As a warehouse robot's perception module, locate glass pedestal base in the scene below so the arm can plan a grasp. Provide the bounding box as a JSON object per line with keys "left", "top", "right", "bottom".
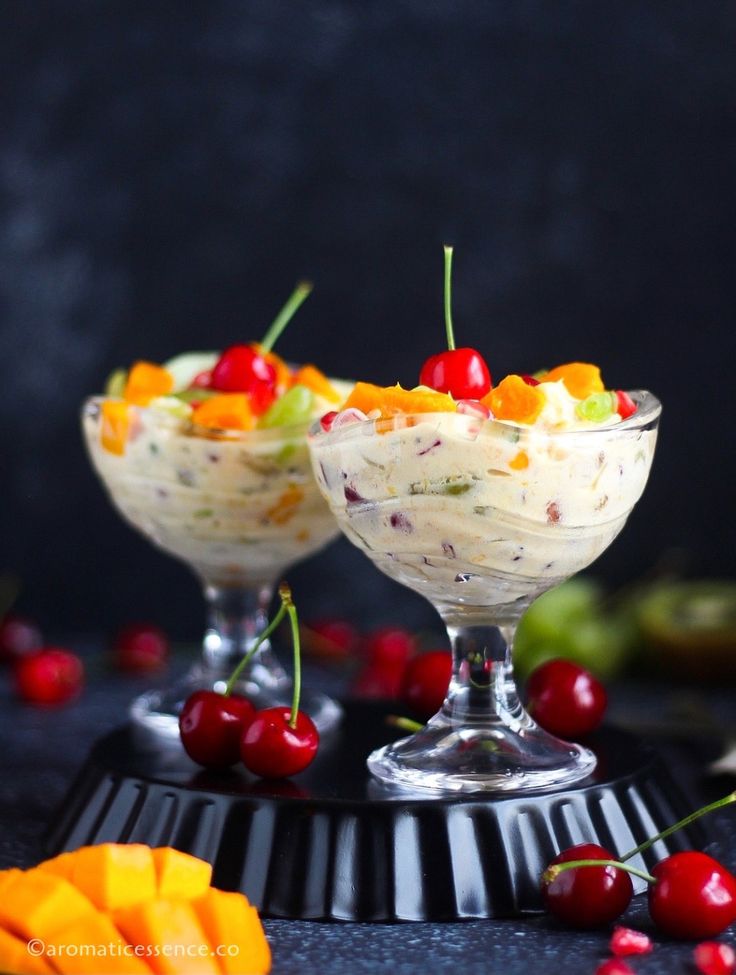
{"left": 130, "top": 664, "right": 343, "bottom": 740}
{"left": 367, "top": 712, "right": 597, "bottom": 794}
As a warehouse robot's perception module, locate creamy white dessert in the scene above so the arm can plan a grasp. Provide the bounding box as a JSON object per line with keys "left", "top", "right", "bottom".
{"left": 83, "top": 350, "right": 353, "bottom": 587}
{"left": 309, "top": 391, "right": 660, "bottom": 616}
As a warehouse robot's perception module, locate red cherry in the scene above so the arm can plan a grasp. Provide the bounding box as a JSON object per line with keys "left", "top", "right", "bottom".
{"left": 365, "top": 627, "right": 415, "bottom": 668}
{"left": 399, "top": 650, "right": 451, "bottom": 719}
{"left": 308, "top": 618, "right": 359, "bottom": 660}
{"left": 648, "top": 852, "right": 736, "bottom": 940}
{"left": 542, "top": 843, "right": 633, "bottom": 928}
{"left": 594, "top": 962, "right": 635, "bottom": 975}
{"left": 694, "top": 941, "right": 736, "bottom": 975}
{"left": 351, "top": 664, "right": 403, "bottom": 699}
{"left": 609, "top": 926, "right": 654, "bottom": 957}
{"left": 419, "top": 348, "right": 492, "bottom": 400}
{"left": 179, "top": 690, "right": 255, "bottom": 768}
{"left": 112, "top": 623, "right": 169, "bottom": 673}
{"left": 15, "top": 648, "right": 84, "bottom": 706}
{"left": 526, "top": 658, "right": 607, "bottom": 738}
{"left": 0, "top": 613, "right": 43, "bottom": 662}
{"left": 240, "top": 706, "right": 319, "bottom": 778}
{"left": 615, "top": 390, "right": 637, "bottom": 420}
{"left": 210, "top": 345, "right": 277, "bottom": 413}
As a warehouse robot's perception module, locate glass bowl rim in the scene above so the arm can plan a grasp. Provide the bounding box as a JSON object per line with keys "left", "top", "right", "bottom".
{"left": 81, "top": 395, "right": 315, "bottom": 444}
{"left": 308, "top": 389, "right": 662, "bottom": 444}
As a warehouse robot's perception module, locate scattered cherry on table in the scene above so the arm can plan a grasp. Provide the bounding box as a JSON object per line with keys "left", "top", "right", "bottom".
{"left": 15, "top": 648, "right": 84, "bottom": 705}
{"left": 0, "top": 613, "right": 43, "bottom": 662}
{"left": 526, "top": 658, "right": 607, "bottom": 738}
{"left": 399, "top": 650, "right": 452, "bottom": 719}
{"left": 112, "top": 622, "right": 169, "bottom": 672}
{"left": 648, "top": 852, "right": 736, "bottom": 940}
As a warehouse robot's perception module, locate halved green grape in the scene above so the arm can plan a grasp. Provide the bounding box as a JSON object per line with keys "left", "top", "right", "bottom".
{"left": 147, "top": 395, "right": 193, "bottom": 420}
{"left": 104, "top": 368, "right": 127, "bottom": 398}
{"left": 162, "top": 351, "right": 218, "bottom": 391}
{"left": 173, "top": 388, "right": 218, "bottom": 404}
{"left": 575, "top": 391, "right": 616, "bottom": 423}
{"left": 259, "top": 384, "right": 315, "bottom": 429}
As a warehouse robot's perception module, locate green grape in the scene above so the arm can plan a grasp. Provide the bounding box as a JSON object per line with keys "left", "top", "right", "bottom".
{"left": 104, "top": 368, "right": 127, "bottom": 398}
{"left": 259, "top": 384, "right": 315, "bottom": 429}
{"left": 576, "top": 392, "right": 616, "bottom": 423}
{"left": 173, "top": 388, "right": 217, "bottom": 404}
{"left": 162, "top": 351, "right": 218, "bottom": 391}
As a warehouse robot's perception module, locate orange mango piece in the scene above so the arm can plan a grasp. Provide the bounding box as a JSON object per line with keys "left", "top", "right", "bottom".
{"left": 509, "top": 450, "right": 529, "bottom": 470}
{"left": 114, "top": 900, "right": 219, "bottom": 975}
{"left": 0, "top": 870, "right": 96, "bottom": 940}
{"left": 0, "top": 867, "right": 23, "bottom": 896}
{"left": 67, "top": 843, "right": 157, "bottom": 912}
{"left": 152, "top": 848, "right": 212, "bottom": 901}
{"left": 123, "top": 362, "right": 174, "bottom": 407}
{"left": 193, "top": 888, "right": 271, "bottom": 975}
{"left": 483, "top": 375, "right": 546, "bottom": 425}
{"left": 44, "top": 912, "right": 152, "bottom": 974}
{"left": 343, "top": 382, "right": 455, "bottom": 418}
{"left": 0, "top": 927, "right": 54, "bottom": 974}
{"left": 542, "top": 362, "right": 604, "bottom": 400}
{"left": 101, "top": 400, "right": 130, "bottom": 456}
{"left": 193, "top": 394, "right": 255, "bottom": 432}
{"left": 35, "top": 851, "right": 76, "bottom": 882}
{"left": 292, "top": 364, "right": 342, "bottom": 404}
{"left": 265, "top": 484, "right": 304, "bottom": 525}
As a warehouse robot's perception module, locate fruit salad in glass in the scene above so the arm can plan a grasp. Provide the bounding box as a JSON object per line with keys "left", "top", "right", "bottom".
{"left": 309, "top": 248, "right": 661, "bottom": 793}
{"left": 83, "top": 283, "right": 352, "bottom": 737}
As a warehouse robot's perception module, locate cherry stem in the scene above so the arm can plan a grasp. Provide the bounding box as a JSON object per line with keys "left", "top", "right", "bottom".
{"left": 620, "top": 789, "right": 736, "bottom": 862}
{"left": 260, "top": 280, "right": 313, "bottom": 354}
{"left": 443, "top": 244, "right": 456, "bottom": 351}
{"left": 542, "top": 858, "right": 656, "bottom": 887}
{"left": 282, "top": 588, "right": 302, "bottom": 730}
{"left": 223, "top": 601, "right": 287, "bottom": 696}
{"left": 386, "top": 715, "right": 424, "bottom": 733}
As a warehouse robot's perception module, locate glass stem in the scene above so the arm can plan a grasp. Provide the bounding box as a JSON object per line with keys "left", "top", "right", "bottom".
{"left": 439, "top": 620, "right": 527, "bottom": 727}
{"left": 201, "top": 582, "right": 288, "bottom": 688}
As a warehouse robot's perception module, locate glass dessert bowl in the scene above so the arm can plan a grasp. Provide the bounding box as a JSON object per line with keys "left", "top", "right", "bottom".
{"left": 83, "top": 284, "right": 351, "bottom": 740}
{"left": 309, "top": 392, "right": 661, "bottom": 793}
{"left": 83, "top": 399, "right": 348, "bottom": 738}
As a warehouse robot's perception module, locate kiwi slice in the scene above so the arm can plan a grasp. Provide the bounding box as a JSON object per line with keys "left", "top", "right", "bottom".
{"left": 638, "top": 581, "right": 736, "bottom": 679}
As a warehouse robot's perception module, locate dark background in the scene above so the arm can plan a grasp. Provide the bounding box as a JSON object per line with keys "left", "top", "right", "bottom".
{"left": 2, "top": 1, "right": 735, "bottom": 640}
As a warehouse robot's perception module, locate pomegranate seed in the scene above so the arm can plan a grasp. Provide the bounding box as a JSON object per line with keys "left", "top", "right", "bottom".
{"left": 610, "top": 926, "right": 653, "bottom": 957}
{"left": 320, "top": 411, "right": 338, "bottom": 431}
{"left": 615, "top": 390, "right": 637, "bottom": 419}
{"left": 694, "top": 942, "right": 736, "bottom": 975}
{"left": 520, "top": 374, "right": 541, "bottom": 386}
{"left": 594, "top": 961, "right": 635, "bottom": 975}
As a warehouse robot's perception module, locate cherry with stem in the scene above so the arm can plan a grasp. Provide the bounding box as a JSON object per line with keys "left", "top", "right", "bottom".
{"left": 418, "top": 246, "right": 492, "bottom": 400}
{"left": 179, "top": 595, "right": 290, "bottom": 768}
{"left": 240, "top": 584, "right": 319, "bottom": 779}
{"left": 541, "top": 790, "right": 736, "bottom": 937}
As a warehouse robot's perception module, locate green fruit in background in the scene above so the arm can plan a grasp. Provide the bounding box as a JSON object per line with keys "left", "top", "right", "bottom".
{"left": 636, "top": 580, "right": 736, "bottom": 680}
{"left": 163, "top": 351, "right": 218, "bottom": 390}
{"left": 514, "top": 577, "right": 633, "bottom": 680}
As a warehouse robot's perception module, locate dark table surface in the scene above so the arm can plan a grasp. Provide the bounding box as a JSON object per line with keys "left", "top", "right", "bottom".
{"left": 1, "top": 642, "right": 735, "bottom": 975}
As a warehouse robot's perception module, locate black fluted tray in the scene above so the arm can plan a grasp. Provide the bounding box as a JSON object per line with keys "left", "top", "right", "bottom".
{"left": 46, "top": 701, "right": 707, "bottom": 921}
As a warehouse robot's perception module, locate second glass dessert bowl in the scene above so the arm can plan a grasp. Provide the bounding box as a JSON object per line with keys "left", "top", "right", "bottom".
{"left": 309, "top": 394, "right": 661, "bottom": 793}
{"left": 83, "top": 399, "right": 344, "bottom": 738}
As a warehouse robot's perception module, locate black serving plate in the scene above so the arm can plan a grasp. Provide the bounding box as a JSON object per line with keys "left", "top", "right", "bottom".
{"left": 47, "top": 701, "right": 708, "bottom": 921}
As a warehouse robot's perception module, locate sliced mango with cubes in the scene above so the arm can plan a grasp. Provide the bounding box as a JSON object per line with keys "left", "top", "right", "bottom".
{"left": 343, "top": 381, "right": 455, "bottom": 418}
{"left": 0, "top": 845, "right": 270, "bottom": 975}
{"left": 152, "top": 848, "right": 212, "bottom": 901}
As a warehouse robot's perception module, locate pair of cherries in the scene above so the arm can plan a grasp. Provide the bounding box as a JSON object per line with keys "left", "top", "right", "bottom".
{"left": 179, "top": 584, "right": 319, "bottom": 779}
{"left": 191, "top": 281, "right": 312, "bottom": 413}
{"left": 541, "top": 790, "right": 736, "bottom": 940}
